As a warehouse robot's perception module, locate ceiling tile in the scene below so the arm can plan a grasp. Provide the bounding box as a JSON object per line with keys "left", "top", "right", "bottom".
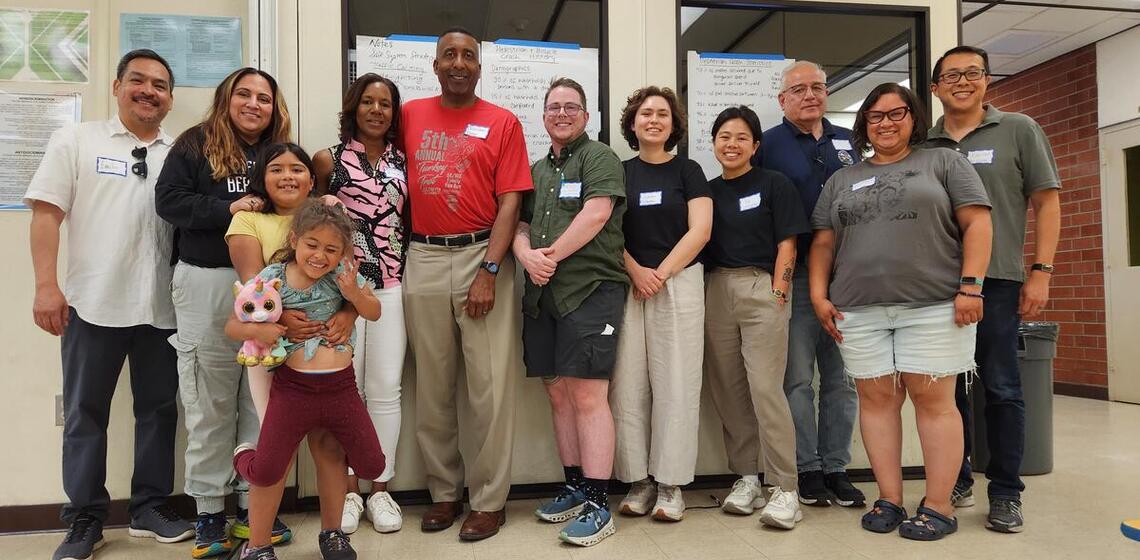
{"left": 1014, "top": 6, "right": 1116, "bottom": 32}
{"left": 963, "top": 5, "right": 1048, "bottom": 45}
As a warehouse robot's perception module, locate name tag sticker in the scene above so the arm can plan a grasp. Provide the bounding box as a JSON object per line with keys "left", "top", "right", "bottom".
{"left": 96, "top": 157, "right": 128, "bottom": 177}
{"left": 383, "top": 167, "right": 405, "bottom": 181}
{"left": 464, "top": 124, "right": 490, "bottom": 139}
{"left": 967, "top": 149, "right": 995, "bottom": 164}
{"left": 852, "top": 177, "right": 876, "bottom": 191}
{"left": 559, "top": 181, "right": 582, "bottom": 198}
{"left": 832, "top": 139, "right": 853, "bottom": 151}
{"left": 639, "top": 190, "right": 663, "bottom": 206}
{"left": 739, "top": 193, "right": 762, "bottom": 211}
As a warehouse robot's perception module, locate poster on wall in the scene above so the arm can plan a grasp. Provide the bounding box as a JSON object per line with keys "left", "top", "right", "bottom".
{"left": 355, "top": 35, "right": 601, "bottom": 163}
{"left": 686, "top": 51, "right": 792, "bottom": 179}
{"left": 120, "top": 14, "right": 242, "bottom": 88}
{"left": 0, "top": 8, "right": 90, "bottom": 83}
{"left": 0, "top": 92, "right": 82, "bottom": 209}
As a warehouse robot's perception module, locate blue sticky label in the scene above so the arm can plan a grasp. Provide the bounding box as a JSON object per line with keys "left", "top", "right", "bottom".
{"left": 387, "top": 34, "right": 438, "bottom": 43}
{"left": 495, "top": 38, "right": 579, "bottom": 50}
{"left": 698, "top": 52, "right": 784, "bottom": 60}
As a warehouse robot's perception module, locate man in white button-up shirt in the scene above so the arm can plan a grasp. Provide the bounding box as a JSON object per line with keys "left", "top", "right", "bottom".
{"left": 25, "top": 49, "right": 195, "bottom": 560}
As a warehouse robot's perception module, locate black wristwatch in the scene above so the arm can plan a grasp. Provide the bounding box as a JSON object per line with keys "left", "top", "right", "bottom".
{"left": 481, "top": 261, "right": 500, "bottom": 275}
{"left": 960, "top": 276, "right": 984, "bottom": 287}
{"left": 1031, "top": 263, "right": 1054, "bottom": 274}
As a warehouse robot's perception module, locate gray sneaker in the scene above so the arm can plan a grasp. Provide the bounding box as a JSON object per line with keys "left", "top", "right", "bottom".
{"left": 986, "top": 497, "right": 1024, "bottom": 533}
{"left": 128, "top": 503, "right": 195, "bottom": 543}
{"left": 53, "top": 513, "right": 104, "bottom": 560}
{"left": 951, "top": 482, "right": 975, "bottom": 508}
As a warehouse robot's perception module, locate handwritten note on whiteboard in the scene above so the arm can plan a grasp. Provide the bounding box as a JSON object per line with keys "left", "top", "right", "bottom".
{"left": 480, "top": 40, "right": 600, "bottom": 163}
{"left": 687, "top": 52, "right": 793, "bottom": 179}
{"left": 355, "top": 35, "right": 439, "bottom": 102}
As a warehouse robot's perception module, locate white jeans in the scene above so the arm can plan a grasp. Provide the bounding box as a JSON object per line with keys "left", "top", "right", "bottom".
{"left": 352, "top": 284, "right": 407, "bottom": 483}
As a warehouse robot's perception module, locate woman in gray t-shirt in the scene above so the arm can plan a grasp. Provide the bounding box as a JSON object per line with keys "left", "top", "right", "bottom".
{"left": 808, "top": 84, "right": 992, "bottom": 541}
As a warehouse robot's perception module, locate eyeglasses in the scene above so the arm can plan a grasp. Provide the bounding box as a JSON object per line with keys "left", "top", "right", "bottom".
{"left": 783, "top": 83, "right": 828, "bottom": 98}
{"left": 131, "top": 146, "right": 148, "bottom": 179}
{"left": 544, "top": 103, "right": 583, "bottom": 117}
{"left": 937, "top": 68, "right": 987, "bottom": 84}
{"left": 865, "top": 106, "right": 911, "bottom": 125}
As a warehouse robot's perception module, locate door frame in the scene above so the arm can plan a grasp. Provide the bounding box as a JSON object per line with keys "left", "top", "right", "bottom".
{"left": 1100, "top": 117, "right": 1140, "bottom": 403}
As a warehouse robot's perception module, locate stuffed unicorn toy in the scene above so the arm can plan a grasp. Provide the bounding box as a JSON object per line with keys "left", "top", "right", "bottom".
{"left": 233, "top": 277, "right": 288, "bottom": 367}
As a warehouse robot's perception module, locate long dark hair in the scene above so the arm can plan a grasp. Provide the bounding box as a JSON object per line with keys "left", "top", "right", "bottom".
{"left": 248, "top": 143, "right": 316, "bottom": 214}
{"left": 270, "top": 199, "right": 356, "bottom": 266}
{"left": 850, "top": 83, "right": 929, "bottom": 154}
{"left": 338, "top": 73, "right": 402, "bottom": 148}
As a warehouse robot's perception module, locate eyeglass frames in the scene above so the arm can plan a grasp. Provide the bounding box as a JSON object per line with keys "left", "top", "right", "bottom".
{"left": 131, "top": 146, "right": 148, "bottom": 179}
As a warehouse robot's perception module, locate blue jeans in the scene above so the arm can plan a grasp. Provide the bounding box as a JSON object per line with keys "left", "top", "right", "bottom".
{"left": 784, "top": 267, "right": 857, "bottom": 473}
{"left": 956, "top": 278, "right": 1026, "bottom": 499}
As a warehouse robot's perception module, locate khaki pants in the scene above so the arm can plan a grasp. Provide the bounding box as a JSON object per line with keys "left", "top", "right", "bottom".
{"left": 610, "top": 264, "right": 704, "bottom": 486}
{"left": 404, "top": 240, "right": 521, "bottom": 511}
{"left": 704, "top": 267, "right": 798, "bottom": 491}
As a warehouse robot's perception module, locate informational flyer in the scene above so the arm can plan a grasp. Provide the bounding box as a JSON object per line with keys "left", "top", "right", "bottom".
{"left": 0, "top": 93, "right": 81, "bottom": 209}
{"left": 120, "top": 13, "right": 242, "bottom": 88}
{"left": 0, "top": 8, "right": 90, "bottom": 83}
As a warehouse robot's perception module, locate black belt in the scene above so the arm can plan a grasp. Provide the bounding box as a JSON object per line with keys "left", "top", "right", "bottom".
{"left": 411, "top": 229, "right": 491, "bottom": 247}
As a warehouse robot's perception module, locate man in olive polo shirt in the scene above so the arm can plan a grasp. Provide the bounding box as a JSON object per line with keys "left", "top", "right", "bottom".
{"left": 926, "top": 45, "right": 1061, "bottom": 534}
{"left": 512, "top": 77, "right": 626, "bottom": 547}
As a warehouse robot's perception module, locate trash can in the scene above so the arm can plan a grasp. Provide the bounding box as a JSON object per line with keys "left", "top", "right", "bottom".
{"left": 971, "top": 322, "right": 1059, "bottom": 476}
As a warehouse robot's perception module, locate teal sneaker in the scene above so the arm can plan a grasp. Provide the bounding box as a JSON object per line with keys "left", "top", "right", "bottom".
{"left": 535, "top": 483, "right": 587, "bottom": 523}
{"left": 232, "top": 509, "right": 292, "bottom": 545}
{"left": 559, "top": 502, "right": 615, "bottom": 547}
{"left": 192, "top": 512, "right": 233, "bottom": 558}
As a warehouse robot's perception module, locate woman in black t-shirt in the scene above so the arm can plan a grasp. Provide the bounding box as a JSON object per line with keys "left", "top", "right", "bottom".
{"left": 610, "top": 87, "right": 712, "bottom": 522}
{"left": 702, "top": 105, "right": 810, "bottom": 530}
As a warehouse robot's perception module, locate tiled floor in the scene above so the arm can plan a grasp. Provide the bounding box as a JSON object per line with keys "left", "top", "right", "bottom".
{"left": 5, "top": 395, "right": 1140, "bottom": 559}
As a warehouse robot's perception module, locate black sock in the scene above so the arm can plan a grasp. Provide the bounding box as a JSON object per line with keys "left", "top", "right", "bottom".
{"left": 582, "top": 477, "right": 609, "bottom": 509}
{"left": 564, "top": 465, "right": 584, "bottom": 489}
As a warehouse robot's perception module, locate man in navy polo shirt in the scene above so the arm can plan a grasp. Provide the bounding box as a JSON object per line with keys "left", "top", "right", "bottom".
{"left": 756, "top": 60, "right": 864, "bottom": 509}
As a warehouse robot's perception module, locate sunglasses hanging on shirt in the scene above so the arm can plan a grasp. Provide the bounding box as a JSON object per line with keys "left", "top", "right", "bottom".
{"left": 131, "top": 146, "right": 148, "bottom": 179}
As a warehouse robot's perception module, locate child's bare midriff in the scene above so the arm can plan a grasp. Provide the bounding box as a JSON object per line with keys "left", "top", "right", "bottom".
{"left": 285, "top": 343, "right": 354, "bottom": 372}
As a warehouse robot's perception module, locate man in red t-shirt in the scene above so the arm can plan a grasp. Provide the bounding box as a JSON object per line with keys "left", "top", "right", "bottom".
{"left": 400, "top": 27, "right": 533, "bottom": 542}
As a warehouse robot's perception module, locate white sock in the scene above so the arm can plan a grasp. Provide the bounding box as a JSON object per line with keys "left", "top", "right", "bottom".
{"left": 742, "top": 475, "right": 760, "bottom": 486}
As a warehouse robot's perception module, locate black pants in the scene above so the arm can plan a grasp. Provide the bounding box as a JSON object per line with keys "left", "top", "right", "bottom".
{"left": 60, "top": 308, "right": 178, "bottom": 523}
{"left": 955, "top": 279, "right": 1026, "bottom": 499}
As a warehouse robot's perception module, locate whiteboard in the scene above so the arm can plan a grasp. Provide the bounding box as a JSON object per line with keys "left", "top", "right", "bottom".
{"left": 686, "top": 51, "right": 793, "bottom": 180}
{"left": 354, "top": 35, "right": 600, "bottom": 163}
{"left": 355, "top": 35, "right": 440, "bottom": 103}
{"left": 480, "top": 40, "right": 600, "bottom": 163}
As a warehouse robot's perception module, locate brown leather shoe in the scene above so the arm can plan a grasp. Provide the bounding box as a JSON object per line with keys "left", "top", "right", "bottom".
{"left": 459, "top": 508, "right": 506, "bottom": 541}
{"left": 421, "top": 501, "right": 464, "bottom": 531}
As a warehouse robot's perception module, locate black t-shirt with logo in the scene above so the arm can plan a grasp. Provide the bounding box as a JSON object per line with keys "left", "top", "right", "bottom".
{"left": 705, "top": 167, "right": 810, "bottom": 273}
{"left": 622, "top": 156, "right": 711, "bottom": 269}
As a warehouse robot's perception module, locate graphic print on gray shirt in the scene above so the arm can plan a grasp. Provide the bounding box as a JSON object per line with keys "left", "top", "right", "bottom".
{"left": 812, "top": 148, "right": 991, "bottom": 309}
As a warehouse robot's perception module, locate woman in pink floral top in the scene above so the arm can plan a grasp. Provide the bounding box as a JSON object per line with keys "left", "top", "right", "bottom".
{"left": 314, "top": 73, "right": 408, "bottom": 535}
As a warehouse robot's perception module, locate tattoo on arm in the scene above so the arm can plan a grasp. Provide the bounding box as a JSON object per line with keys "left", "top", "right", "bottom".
{"left": 781, "top": 266, "right": 793, "bottom": 283}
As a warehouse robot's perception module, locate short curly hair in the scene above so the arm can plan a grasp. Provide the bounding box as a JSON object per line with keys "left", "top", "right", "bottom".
{"left": 619, "top": 86, "right": 687, "bottom": 152}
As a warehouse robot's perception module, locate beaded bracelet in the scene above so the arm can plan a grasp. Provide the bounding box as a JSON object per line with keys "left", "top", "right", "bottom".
{"left": 956, "top": 290, "right": 985, "bottom": 299}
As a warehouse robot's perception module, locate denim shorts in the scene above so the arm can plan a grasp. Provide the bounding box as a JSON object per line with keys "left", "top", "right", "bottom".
{"left": 834, "top": 301, "right": 976, "bottom": 379}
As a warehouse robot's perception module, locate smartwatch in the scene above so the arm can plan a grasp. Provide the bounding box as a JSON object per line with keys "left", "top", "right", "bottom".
{"left": 1031, "top": 263, "right": 1054, "bottom": 274}
{"left": 481, "top": 261, "right": 500, "bottom": 275}
{"left": 960, "top": 276, "right": 984, "bottom": 287}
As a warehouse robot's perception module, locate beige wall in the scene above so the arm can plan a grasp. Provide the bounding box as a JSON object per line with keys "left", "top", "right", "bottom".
{"left": 1, "top": 0, "right": 959, "bottom": 509}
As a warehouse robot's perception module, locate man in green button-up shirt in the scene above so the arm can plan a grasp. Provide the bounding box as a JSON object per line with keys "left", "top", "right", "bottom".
{"left": 512, "top": 77, "right": 627, "bottom": 547}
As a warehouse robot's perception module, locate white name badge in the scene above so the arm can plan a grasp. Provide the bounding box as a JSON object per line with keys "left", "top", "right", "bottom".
{"left": 464, "top": 124, "right": 490, "bottom": 139}
{"left": 967, "top": 149, "right": 995, "bottom": 165}
{"left": 96, "top": 157, "right": 128, "bottom": 177}
{"left": 832, "top": 139, "right": 853, "bottom": 151}
{"left": 852, "top": 176, "right": 876, "bottom": 191}
{"left": 739, "top": 193, "right": 762, "bottom": 211}
{"left": 639, "top": 190, "right": 663, "bottom": 206}
{"left": 384, "top": 167, "right": 405, "bottom": 182}
{"left": 559, "top": 181, "right": 582, "bottom": 198}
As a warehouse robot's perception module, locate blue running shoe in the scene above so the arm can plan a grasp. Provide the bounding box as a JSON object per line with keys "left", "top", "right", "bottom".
{"left": 232, "top": 509, "right": 292, "bottom": 545}
{"left": 536, "top": 483, "right": 588, "bottom": 523}
{"left": 559, "top": 501, "right": 615, "bottom": 547}
{"left": 192, "top": 512, "right": 233, "bottom": 558}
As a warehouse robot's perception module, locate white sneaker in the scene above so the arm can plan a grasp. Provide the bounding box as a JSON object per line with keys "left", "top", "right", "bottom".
{"left": 652, "top": 483, "right": 685, "bottom": 521}
{"left": 619, "top": 479, "right": 656, "bottom": 516}
{"left": 758, "top": 487, "right": 803, "bottom": 529}
{"left": 341, "top": 492, "right": 364, "bottom": 534}
{"left": 722, "top": 478, "right": 766, "bottom": 515}
{"left": 366, "top": 491, "right": 403, "bottom": 533}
